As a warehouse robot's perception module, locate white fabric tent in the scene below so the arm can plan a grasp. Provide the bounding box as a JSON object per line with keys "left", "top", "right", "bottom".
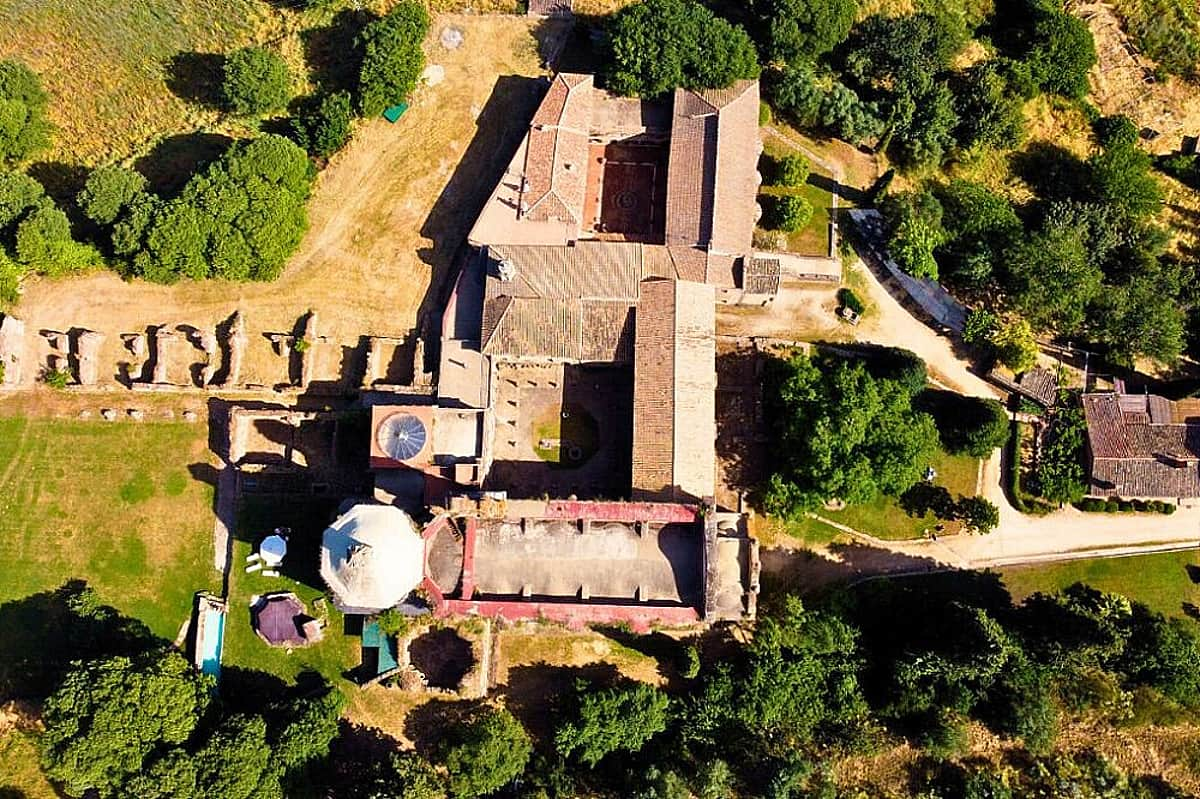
{"left": 320, "top": 504, "right": 425, "bottom": 613}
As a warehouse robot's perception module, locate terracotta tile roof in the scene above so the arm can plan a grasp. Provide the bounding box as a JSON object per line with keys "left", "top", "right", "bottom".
{"left": 632, "top": 279, "right": 716, "bottom": 502}
{"left": 521, "top": 74, "right": 592, "bottom": 226}
{"left": 640, "top": 245, "right": 737, "bottom": 286}
{"left": 1083, "top": 392, "right": 1200, "bottom": 498}
{"left": 481, "top": 242, "right": 641, "bottom": 362}
{"left": 665, "top": 80, "right": 760, "bottom": 256}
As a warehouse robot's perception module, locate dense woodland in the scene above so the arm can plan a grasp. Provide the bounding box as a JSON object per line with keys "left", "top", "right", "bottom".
{"left": 14, "top": 576, "right": 1200, "bottom": 799}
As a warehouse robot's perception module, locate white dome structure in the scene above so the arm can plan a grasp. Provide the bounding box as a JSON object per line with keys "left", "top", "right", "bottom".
{"left": 320, "top": 504, "right": 425, "bottom": 613}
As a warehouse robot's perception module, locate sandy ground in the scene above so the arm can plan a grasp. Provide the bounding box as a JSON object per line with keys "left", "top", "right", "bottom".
{"left": 7, "top": 15, "right": 554, "bottom": 390}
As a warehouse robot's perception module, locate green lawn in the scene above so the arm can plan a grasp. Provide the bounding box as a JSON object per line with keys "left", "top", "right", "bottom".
{"left": 817, "top": 450, "right": 982, "bottom": 540}
{"left": 221, "top": 495, "right": 359, "bottom": 688}
{"left": 759, "top": 138, "right": 834, "bottom": 257}
{"left": 1000, "top": 550, "right": 1200, "bottom": 619}
{"left": 0, "top": 415, "right": 219, "bottom": 639}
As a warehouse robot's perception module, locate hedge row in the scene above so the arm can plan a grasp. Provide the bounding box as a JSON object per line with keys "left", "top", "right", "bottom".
{"left": 1076, "top": 497, "right": 1177, "bottom": 514}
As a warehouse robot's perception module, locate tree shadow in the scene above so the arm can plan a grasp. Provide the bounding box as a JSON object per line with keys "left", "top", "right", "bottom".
{"left": 301, "top": 9, "right": 375, "bottom": 96}
{"left": 25, "top": 162, "right": 89, "bottom": 217}
{"left": 164, "top": 51, "right": 226, "bottom": 109}
{"left": 134, "top": 132, "right": 234, "bottom": 199}
{"left": 899, "top": 483, "right": 954, "bottom": 519}
{"left": 1009, "top": 141, "right": 1090, "bottom": 204}
{"left": 403, "top": 696, "right": 488, "bottom": 758}
{"left": 498, "top": 662, "right": 623, "bottom": 748}
{"left": 0, "top": 580, "right": 163, "bottom": 702}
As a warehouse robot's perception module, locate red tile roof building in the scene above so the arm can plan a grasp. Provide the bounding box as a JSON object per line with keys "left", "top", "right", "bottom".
{"left": 1083, "top": 392, "right": 1200, "bottom": 500}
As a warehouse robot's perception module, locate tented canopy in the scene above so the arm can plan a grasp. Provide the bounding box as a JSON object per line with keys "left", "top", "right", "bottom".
{"left": 320, "top": 504, "right": 425, "bottom": 613}
{"left": 260, "top": 534, "right": 287, "bottom": 566}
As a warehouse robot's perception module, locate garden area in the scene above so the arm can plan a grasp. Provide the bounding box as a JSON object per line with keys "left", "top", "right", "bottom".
{"left": 756, "top": 137, "right": 834, "bottom": 257}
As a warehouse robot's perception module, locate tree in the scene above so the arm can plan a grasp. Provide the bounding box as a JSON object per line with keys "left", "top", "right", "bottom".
{"left": 1121, "top": 607, "right": 1200, "bottom": 706}
{"left": 0, "top": 246, "right": 22, "bottom": 306}
{"left": 604, "top": 0, "right": 759, "bottom": 98}
{"left": 0, "top": 168, "right": 44, "bottom": 229}
{"left": 222, "top": 46, "right": 292, "bottom": 115}
{"left": 818, "top": 81, "right": 883, "bottom": 143}
{"left": 357, "top": 2, "right": 431, "bottom": 116}
{"left": 13, "top": 197, "right": 100, "bottom": 276}
{"left": 0, "top": 60, "right": 51, "bottom": 163}
{"left": 555, "top": 680, "right": 671, "bottom": 766}
{"left": 955, "top": 495, "right": 1000, "bottom": 533}
{"left": 1088, "top": 139, "right": 1162, "bottom": 219}
{"left": 767, "top": 194, "right": 813, "bottom": 232}
{"left": 776, "top": 154, "right": 809, "bottom": 187}
{"left": 753, "top": 0, "right": 856, "bottom": 62}
{"left": 919, "top": 392, "right": 1010, "bottom": 456}
{"left": 990, "top": 316, "right": 1039, "bottom": 373}
{"left": 936, "top": 180, "right": 1022, "bottom": 287}
{"left": 77, "top": 166, "right": 148, "bottom": 226}
{"left": 952, "top": 61, "right": 1026, "bottom": 152}
{"left": 1025, "top": 4, "right": 1097, "bottom": 98}
{"left": 1034, "top": 405, "right": 1088, "bottom": 504}
{"left": 763, "top": 350, "right": 939, "bottom": 515}
{"left": 844, "top": 13, "right": 967, "bottom": 96}
{"left": 1004, "top": 224, "right": 1102, "bottom": 333}
{"left": 439, "top": 706, "right": 531, "bottom": 798}
{"left": 963, "top": 308, "right": 996, "bottom": 345}
{"left": 891, "top": 79, "right": 959, "bottom": 167}
{"left": 192, "top": 714, "right": 279, "bottom": 799}
{"left": 881, "top": 190, "right": 945, "bottom": 280}
{"left": 273, "top": 688, "right": 345, "bottom": 771}
{"left": 40, "top": 650, "right": 211, "bottom": 797}
{"left": 770, "top": 62, "right": 823, "bottom": 126}
{"left": 292, "top": 91, "right": 354, "bottom": 158}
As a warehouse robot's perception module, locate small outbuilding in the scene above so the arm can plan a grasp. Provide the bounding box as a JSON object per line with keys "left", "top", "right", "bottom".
{"left": 251, "top": 593, "right": 312, "bottom": 648}
{"left": 320, "top": 504, "right": 426, "bottom": 614}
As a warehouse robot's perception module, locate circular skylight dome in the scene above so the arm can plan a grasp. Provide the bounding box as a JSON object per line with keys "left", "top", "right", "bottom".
{"left": 376, "top": 412, "right": 428, "bottom": 461}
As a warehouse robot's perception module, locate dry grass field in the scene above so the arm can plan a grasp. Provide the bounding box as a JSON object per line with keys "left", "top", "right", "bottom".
{"left": 9, "top": 14, "right": 554, "bottom": 388}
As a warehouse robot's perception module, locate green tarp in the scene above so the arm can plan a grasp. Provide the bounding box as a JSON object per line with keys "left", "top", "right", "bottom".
{"left": 383, "top": 103, "right": 409, "bottom": 123}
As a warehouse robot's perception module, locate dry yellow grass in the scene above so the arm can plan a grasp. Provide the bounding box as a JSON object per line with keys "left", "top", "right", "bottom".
{"left": 10, "top": 15, "right": 554, "bottom": 389}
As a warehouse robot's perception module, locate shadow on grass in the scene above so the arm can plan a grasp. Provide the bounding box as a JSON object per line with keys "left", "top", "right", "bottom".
{"left": 134, "top": 132, "right": 234, "bottom": 199}
{"left": 165, "top": 51, "right": 226, "bottom": 109}
{"left": 302, "top": 9, "right": 374, "bottom": 96}
{"left": 0, "top": 580, "right": 163, "bottom": 702}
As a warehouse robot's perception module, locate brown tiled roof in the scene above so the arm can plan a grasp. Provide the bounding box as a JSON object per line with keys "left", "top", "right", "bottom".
{"left": 665, "top": 80, "right": 760, "bottom": 256}
{"left": 641, "top": 245, "right": 737, "bottom": 287}
{"left": 522, "top": 74, "right": 592, "bottom": 226}
{"left": 632, "top": 279, "right": 716, "bottom": 503}
{"left": 1016, "top": 367, "right": 1058, "bottom": 407}
{"left": 481, "top": 242, "right": 641, "bottom": 362}
{"left": 1083, "top": 392, "right": 1200, "bottom": 498}
{"left": 745, "top": 257, "right": 781, "bottom": 295}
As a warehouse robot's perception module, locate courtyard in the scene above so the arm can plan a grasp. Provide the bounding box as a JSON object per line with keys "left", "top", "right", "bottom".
{"left": 487, "top": 360, "right": 632, "bottom": 499}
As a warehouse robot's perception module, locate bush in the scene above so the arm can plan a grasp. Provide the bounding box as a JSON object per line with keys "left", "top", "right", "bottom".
{"left": 43, "top": 367, "right": 71, "bottom": 389}
{"left": 918, "top": 391, "right": 1010, "bottom": 456}
{"left": 357, "top": 1, "right": 430, "bottom": 117}
{"left": 759, "top": 101, "right": 772, "bottom": 126}
{"left": 1077, "top": 497, "right": 1106, "bottom": 512}
{"left": 222, "top": 47, "right": 292, "bottom": 115}
{"left": 1105, "top": 498, "right": 1119, "bottom": 513}
{"left": 837, "top": 287, "right": 864, "bottom": 315}
{"left": 775, "top": 154, "right": 810, "bottom": 187}
{"left": 77, "top": 166, "right": 148, "bottom": 226}
{"left": 766, "top": 194, "right": 812, "bottom": 232}
{"left": 0, "top": 60, "right": 51, "bottom": 164}
{"left": 292, "top": 91, "right": 353, "bottom": 158}
{"left": 990, "top": 316, "right": 1039, "bottom": 373}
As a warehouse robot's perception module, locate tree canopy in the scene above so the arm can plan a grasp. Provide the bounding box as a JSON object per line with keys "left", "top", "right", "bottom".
{"left": 556, "top": 680, "right": 671, "bottom": 766}
{"left": 752, "top": 0, "right": 856, "bottom": 62}
{"left": 604, "top": 0, "right": 760, "bottom": 98}
{"left": 0, "top": 60, "right": 50, "bottom": 164}
{"left": 222, "top": 46, "right": 292, "bottom": 115}
{"left": 357, "top": 1, "right": 430, "bottom": 117}
{"left": 763, "top": 349, "right": 939, "bottom": 516}
{"left": 440, "top": 706, "right": 532, "bottom": 798}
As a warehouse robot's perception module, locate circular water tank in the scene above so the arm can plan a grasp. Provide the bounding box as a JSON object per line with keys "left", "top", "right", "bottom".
{"left": 376, "top": 412, "right": 428, "bottom": 461}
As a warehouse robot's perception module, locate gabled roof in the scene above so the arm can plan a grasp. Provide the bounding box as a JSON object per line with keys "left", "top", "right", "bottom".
{"left": 521, "top": 73, "right": 593, "bottom": 226}
{"left": 1083, "top": 392, "right": 1200, "bottom": 498}
{"left": 632, "top": 279, "right": 716, "bottom": 503}
{"left": 665, "top": 80, "right": 760, "bottom": 256}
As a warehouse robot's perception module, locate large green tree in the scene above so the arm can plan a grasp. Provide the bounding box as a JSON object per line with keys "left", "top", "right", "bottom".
{"left": 605, "top": 0, "right": 760, "bottom": 98}
{"left": 439, "top": 706, "right": 532, "bottom": 798}
{"left": 556, "top": 681, "right": 671, "bottom": 766}
{"left": 77, "top": 166, "right": 148, "bottom": 226}
{"left": 0, "top": 60, "right": 51, "bottom": 163}
{"left": 40, "top": 650, "right": 211, "bottom": 797}
{"left": 753, "top": 0, "right": 856, "bottom": 62}
{"left": 881, "top": 189, "right": 946, "bottom": 280}
{"left": 357, "top": 1, "right": 430, "bottom": 117}
{"left": 1004, "top": 224, "right": 1102, "bottom": 333}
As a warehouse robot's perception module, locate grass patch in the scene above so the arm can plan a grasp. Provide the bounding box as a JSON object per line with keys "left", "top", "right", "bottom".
{"left": 1000, "top": 550, "right": 1200, "bottom": 619}
{"left": 0, "top": 727, "right": 57, "bottom": 799}
{"left": 531, "top": 405, "right": 599, "bottom": 466}
{"left": 0, "top": 415, "right": 218, "bottom": 639}
{"left": 759, "top": 137, "right": 833, "bottom": 257}
{"left": 821, "top": 449, "right": 981, "bottom": 540}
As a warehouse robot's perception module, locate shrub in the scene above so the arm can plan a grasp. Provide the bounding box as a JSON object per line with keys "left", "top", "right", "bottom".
{"left": 963, "top": 308, "right": 996, "bottom": 345}
{"left": 292, "top": 91, "right": 354, "bottom": 158}
{"left": 357, "top": 2, "right": 431, "bottom": 117}
{"left": 77, "top": 166, "right": 148, "bottom": 226}
{"left": 43, "top": 367, "right": 71, "bottom": 389}
{"left": 759, "top": 101, "right": 772, "bottom": 126}
{"left": 776, "top": 154, "right": 810, "bottom": 187}
{"left": 1077, "top": 497, "right": 1106, "bottom": 512}
{"left": 1105, "top": 498, "right": 1119, "bottom": 513}
{"left": 0, "top": 60, "right": 51, "bottom": 164}
{"left": 990, "top": 317, "right": 1039, "bottom": 373}
{"left": 766, "top": 194, "right": 812, "bottom": 232}
{"left": 837, "top": 287, "right": 864, "bottom": 314}
{"left": 222, "top": 47, "right": 292, "bottom": 115}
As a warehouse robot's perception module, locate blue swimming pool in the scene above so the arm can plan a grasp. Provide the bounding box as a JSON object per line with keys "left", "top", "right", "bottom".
{"left": 198, "top": 607, "right": 225, "bottom": 681}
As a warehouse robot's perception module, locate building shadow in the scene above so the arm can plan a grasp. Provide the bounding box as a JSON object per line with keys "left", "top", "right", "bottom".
{"left": 134, "top": 132, "right": 234, "bottom": 199}
{"left": 758, "top": 538, "right": 951, "bottom": 601}
{"left": 413, "top": 74, "right": 546, "bottom": 350}
{"left": 164, "top": 51, "right": 226, "bottom": 109}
